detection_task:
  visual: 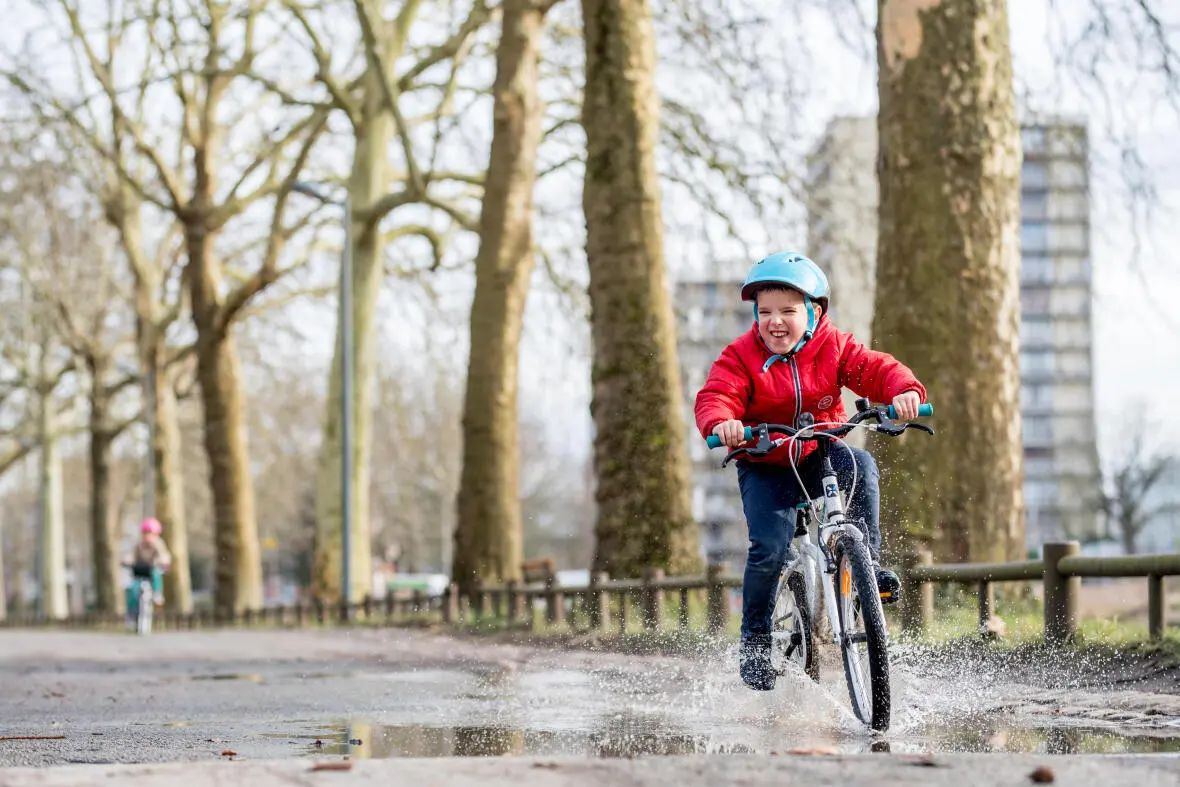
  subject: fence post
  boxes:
[1043,541,1079,644]
[678,588,690,630]
[900,549,933,635]
[589,572,610,632]
[545,569,564,627]
[642,568,664,631]
[506,580,520,626]
[706,563,729,635]
[978,580,995,637]
[1148,574,1166,642]
[443,583,460,625]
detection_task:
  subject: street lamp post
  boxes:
[292,182,354,616]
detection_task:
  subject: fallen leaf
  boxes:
[1029,766,1055,783]
[532,762,559,769]
[348,738,362,745]
[220,750,237,757]
[0,735,66,741]
[314,739,324,747]
[205,739,228,743]
[787,747,837,756]
[311,761,353,772]
[901,755,942,768]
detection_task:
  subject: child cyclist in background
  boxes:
[694,252,927,691]
[123,517,173,614]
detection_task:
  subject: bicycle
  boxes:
[706,398,934,731]
[125,563,158,635]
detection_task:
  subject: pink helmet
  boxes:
[140,517,163,535]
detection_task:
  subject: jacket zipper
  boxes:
[789,358,802,464]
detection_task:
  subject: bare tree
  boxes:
[873,0,1024,564]
[451,0,557,595]
[1103,418,1179,554]
[6,0,330,611]
[275,0,491,602]
[15,156,144,615]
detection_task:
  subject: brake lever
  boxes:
[721,424,781,467]
[721,448,752,468]
[903,422,935,436]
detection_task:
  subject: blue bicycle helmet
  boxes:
[741,252,830,362]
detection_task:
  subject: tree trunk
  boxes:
[451,0,547,595]
[581,0,700,577]
[86,354,118,614]
[127,196,193,613]
[0,511,8,621]
[39,386,68,619]
[156,367,193,611]
[1120,516,1138,555]
[186,229,263,612]
[873,0,1024,564]
[311,78,393,606]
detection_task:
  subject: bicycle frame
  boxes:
[785,438,869,648]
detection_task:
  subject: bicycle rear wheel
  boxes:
[770,571,819,682]
[834,538,890,730]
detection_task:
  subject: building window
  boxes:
[1022,191,1049,221]
[1024,456,1054,477]
[1021,255,1052,284]
[1024,416,1054,445]
[1021,350,1055,375]
[1051,223,1087,253]
[1021,221,1049,253]
[1021,382,1054,409]
[1020,318,1053,346]
[1022,127,1047,154]
[1025,478,1057,506]
[1022,161,1049,189]
[1022,288,1051,313]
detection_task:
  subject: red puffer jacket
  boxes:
[694,317,926,465]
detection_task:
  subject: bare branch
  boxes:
[354,0,426,192]
[397,0,492,91]
[213,108,331,339]
[281,0,362,123]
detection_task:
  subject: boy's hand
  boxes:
[892,391,922,421]
[712,419,748,448]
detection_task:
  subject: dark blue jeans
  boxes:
[737,446,881,637]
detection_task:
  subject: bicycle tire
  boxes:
[137,582,153,635]
[834,538,890,730]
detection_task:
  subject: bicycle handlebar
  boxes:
[705,401,934,449]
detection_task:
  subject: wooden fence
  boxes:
[2,542,1176,644]
[902,541,1180,643]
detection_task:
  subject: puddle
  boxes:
[258,718,1180,758]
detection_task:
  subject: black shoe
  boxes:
[874,565,901,605]
[739,633,775,691]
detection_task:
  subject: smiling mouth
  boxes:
[769,330,790,340]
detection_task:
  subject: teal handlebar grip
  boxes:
[706,426,754,448]
[886,402,934,419]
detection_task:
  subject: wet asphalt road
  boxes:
[2,628,1180,768]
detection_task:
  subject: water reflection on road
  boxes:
[254,649,1180,759]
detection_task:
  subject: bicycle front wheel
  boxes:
[137,583,153,635]
[834,538,890,730]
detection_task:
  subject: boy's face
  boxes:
[756,288,817,355]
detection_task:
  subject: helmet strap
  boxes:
[789,298,817,355]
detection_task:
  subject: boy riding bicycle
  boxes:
[694,252,927,691]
